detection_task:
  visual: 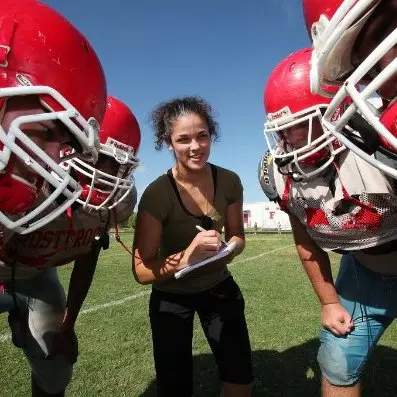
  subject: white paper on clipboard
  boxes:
[174,241,236,280]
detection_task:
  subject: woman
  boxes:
[133,96,253,397]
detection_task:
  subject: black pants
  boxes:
[149,277,253,397]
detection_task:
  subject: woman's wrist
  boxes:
[170,249,191,271]
[227,236,244,256]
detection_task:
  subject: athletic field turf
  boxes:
[1,233,396,396]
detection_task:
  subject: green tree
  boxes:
[117,216,129,229]
[128,212,137,229]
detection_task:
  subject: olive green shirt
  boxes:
[138,163,243,294]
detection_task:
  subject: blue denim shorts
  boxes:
[317,253,397,386]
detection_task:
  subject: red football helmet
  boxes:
[302,0,382,93]
[264,48,345,180]
[303,0,397,179]
[0,0,107,233]
[65,96,141,210]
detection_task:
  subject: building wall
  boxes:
[243,201,291,230]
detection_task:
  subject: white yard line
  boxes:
[80,290,150,314]
[0,291,151,343]
[0,244,294,343]
[230,244,294,267]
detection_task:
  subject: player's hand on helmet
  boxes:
[321,303,354,336]
[51,327,79,364]
[184,229,222,265]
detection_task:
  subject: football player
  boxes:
[260,48,397,397]
[0,0,107,237]
[0,0,109,395]
[1,95,141,397]
[302,0,397,179]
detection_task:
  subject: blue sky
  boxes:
[43,0,310,203]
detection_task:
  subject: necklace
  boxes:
[204,165,209,216]
[174,164,221,223]
[204,165,221,223]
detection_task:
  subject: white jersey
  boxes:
[0,190,135,282]
[273,151,397,264]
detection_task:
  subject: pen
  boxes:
[196,224,228,248]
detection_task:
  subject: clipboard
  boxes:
[174,241,236,280]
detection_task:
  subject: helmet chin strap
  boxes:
[344,112,397,161]
[113,210,132,256]
[346,112,381,153]
[0,98,48,215]
[80,161,129,208]
[0,99,6,123]
[275,156,304,181]
[276,153,336,183]
[0,171,41,213]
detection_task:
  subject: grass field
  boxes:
[1,233,397,396]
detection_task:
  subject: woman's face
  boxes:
[169,112,211,171]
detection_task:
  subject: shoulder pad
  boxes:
[258,151,279,201]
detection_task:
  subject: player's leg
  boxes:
[318,254,395,397]
[10,268,73,396]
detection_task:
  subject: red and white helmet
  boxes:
[0,0,107,233]
[303,0,397,179]
[65,96,141,210]
[302,0,387,93]
[264,48,345,180]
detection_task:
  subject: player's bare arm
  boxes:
[52,238,103,364]
[290,215,353,335]
[62,239,103,330]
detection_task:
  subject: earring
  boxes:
[168,145,173,151]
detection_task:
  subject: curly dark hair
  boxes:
[149,96,220,151]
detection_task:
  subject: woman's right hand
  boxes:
[184,230,222,265]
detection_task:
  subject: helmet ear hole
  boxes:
[113,148,129,164]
